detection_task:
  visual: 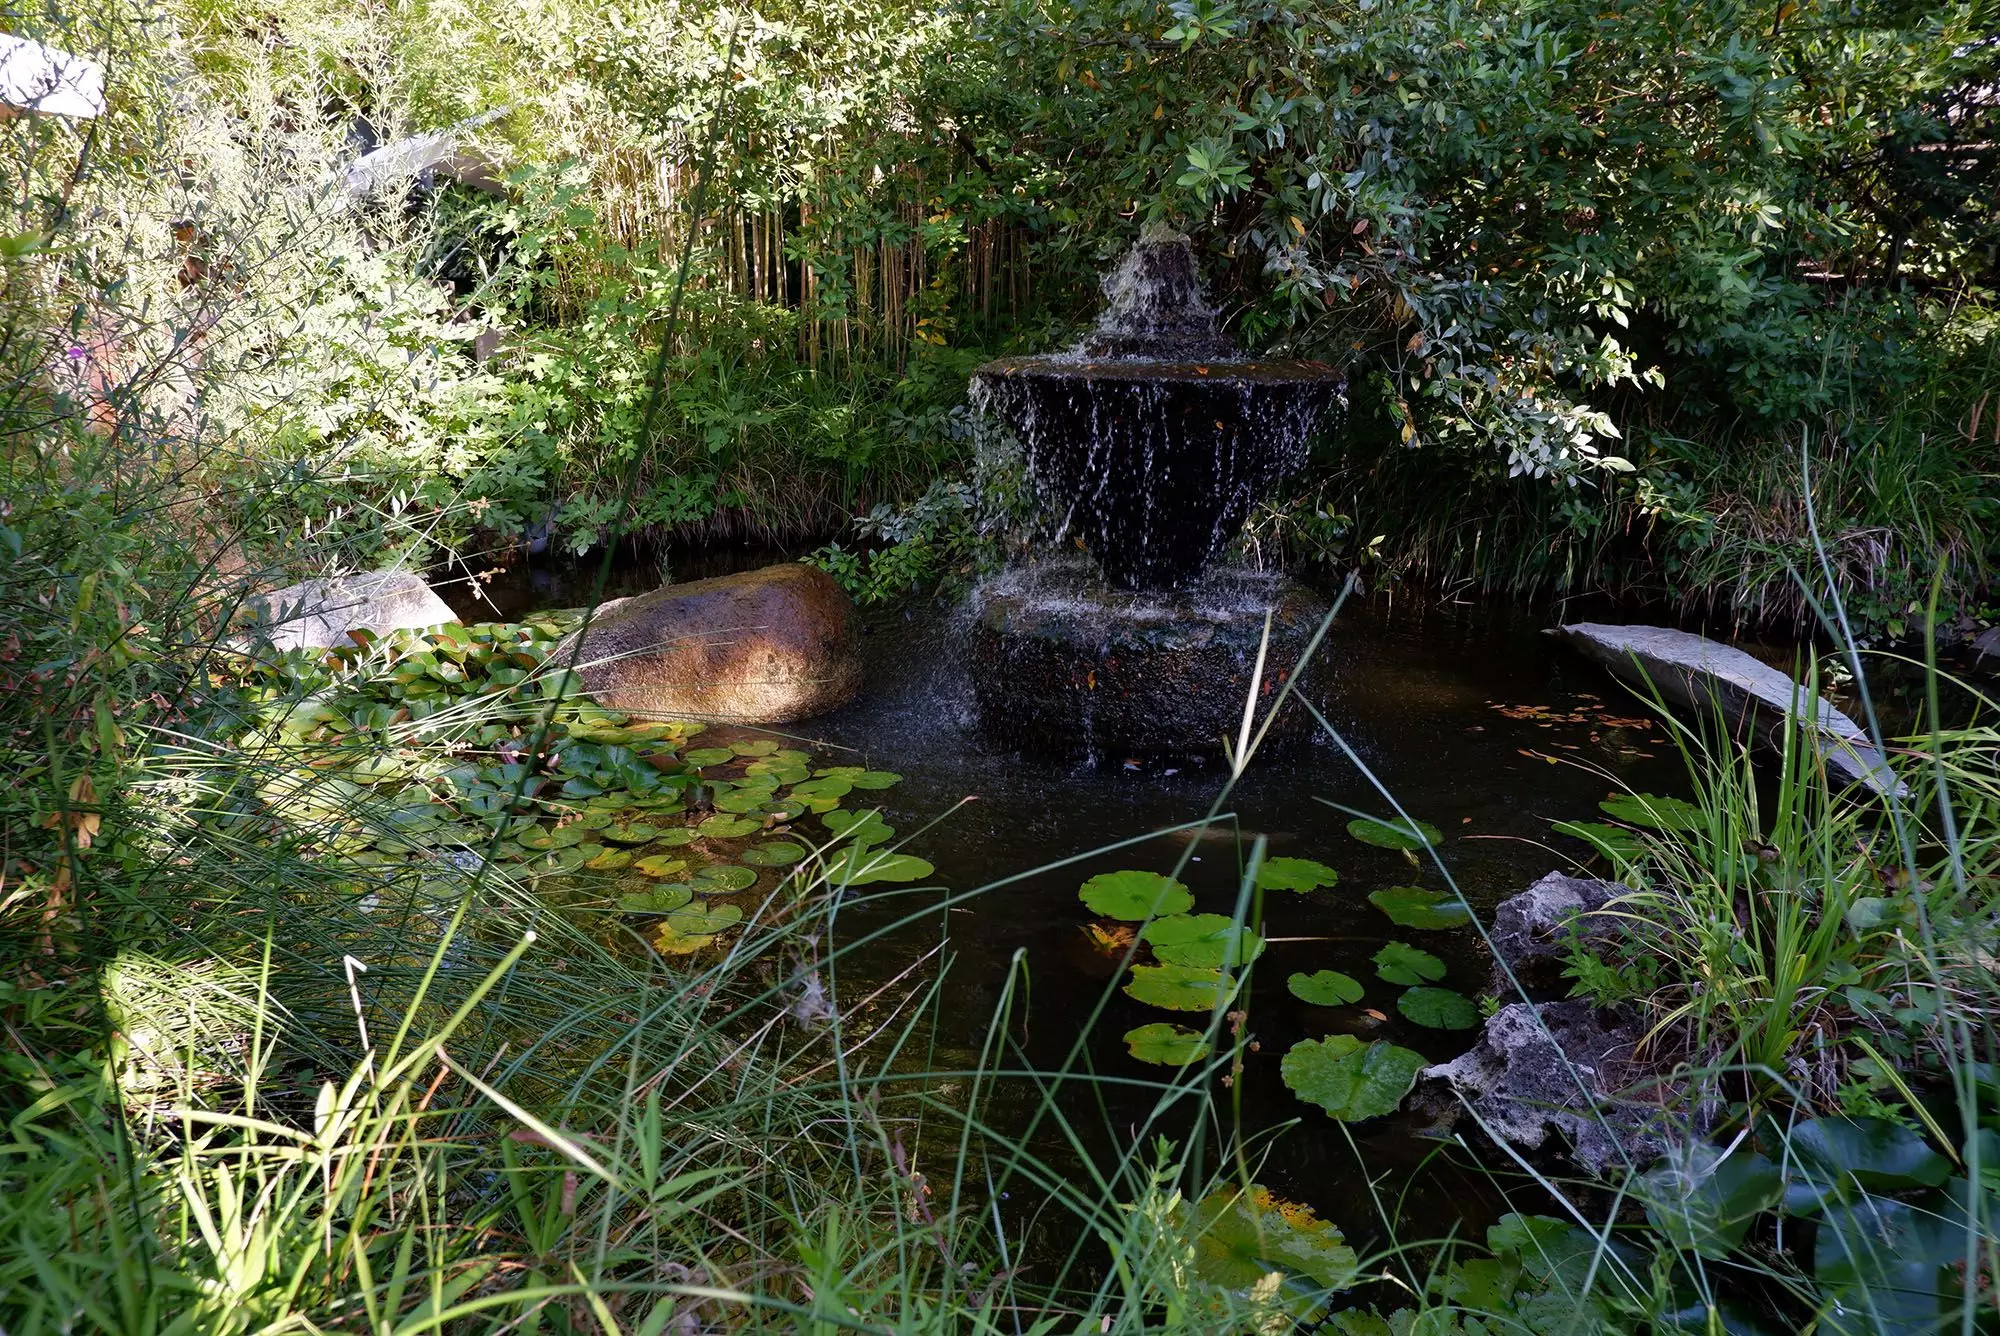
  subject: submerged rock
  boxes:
[1417,1000,1714,1176]
[1489,871,1622,993]
[1554,622,1903,797]
[967,556,1329,758]
[244,570,458,652]
[569,563,861,724]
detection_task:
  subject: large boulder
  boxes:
[1488,871,1622,993]
[1554,622,1903,797]
[243,570,458,652]
[568,563,861,724]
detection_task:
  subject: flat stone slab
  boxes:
[1554,622,1903,796]
[244,571,459,652]
[0,34,105,118]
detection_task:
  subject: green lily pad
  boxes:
[585,848,634,871]
[1140,914,1266,969]
[1373,941,1446,985]
[1395,986,1480,1029]
[790,777,853,799]
[692,864,757,894]
[847,771,902,790]
[1287,970,1365,1006]
[619,885,694,914]
[1346,817,1442,851]
[599,821,666,845]
[829,848,935,885]
[1599,792,1706,832]
[1367,885,1472,931]
[823,809,892,845]
[742,842,807,866]
[714,787,777,813]
[1123,964,1238,1012]
[1190,1186,1360,1293]
[1079,871,1194,921]
[1255,857,1339,893]
[697,815,762,839]
[731,740,779,756]
[649,828,698,847]
[745,762,810,784]
[667,902,743,936]
[1123,1023,1213,1066]
[1552,820,1648,861]
[634,854,691,879]
[683,747,735,768]
[1280,1035,1426,1121]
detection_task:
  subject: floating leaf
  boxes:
[683,747,735,768]
[790,777,853,799]
[1373,941,1446,985]
[1190,1185,1360,1293]
[1552,820,1647,861]
[847,771,902,790]
[823,809,893,845]
[599,821,665,845]
[1287,970,1364,1006]
[649,828,699,847]
[1079,871,1193,921]
[1123,1023,1212,1066]
[1599,792,1706,832]
[585,848,634,871]
[1280,1035,1425,1121]
[742,842,807,867]
[652,923,714,955]
[634,855,691,879]
[619,884,693,914]
[1367,886,1472,931]
[692,864,756,894]
[697,815,761,839]
[1395,986,1479,1029]
[829,848,935,885]
[714,787,777,813]
[1346,817,1442,851]
[731,739,779,756]
[667,902,743,936]
[1124,964,1238,1011]
[1141,914,1265,969]
[1255,857,1339,892]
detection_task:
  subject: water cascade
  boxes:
[968,227,1346,757]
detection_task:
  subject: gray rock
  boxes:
[1418,1001,1714,1176]
[1489,871,1621,991]
[1554,622,1903,797]
[0,34,105,119]
[342,107,511,199]
[244,571,458,652]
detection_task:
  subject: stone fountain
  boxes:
[967,227,1345,758]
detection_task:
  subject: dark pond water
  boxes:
[437,551,1730,1262]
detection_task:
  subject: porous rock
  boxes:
[1416,1001,1713,1176]
[1489,871,1622,992]
[1554,622,1903,797]
[244,570,458,652]
[568,563,861,724]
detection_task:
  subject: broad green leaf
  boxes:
[1280,1035,1425,1121]
[634,855,691,879]
[1123,1022,1212,1065]
[730,739,779,756]
[742,842,807,866]
[1123,963,1238,1011]
[1367,885,1472,930]
[667,902,743,936]
[1640,1144,1781,1260]
[1373,941,1446,985]
[1599,792,1707,832]
[823,809,893,845]
[599,821,666,844]
[790,777,853,799]
[1255,857,1339,892]
[585,848,634,871]
[1553,820,1648,861]
[619,884,693,914]
[1140,914,1265,968]
[847,771,902,790]
[714,787,776,813]
[692,864,756,893]
[829,848,935,885]
[1395,986,1479,1030]
[683,747,735,768]
[1287,970,1364,1006]
[1079,871,1193,921]
[1346,817,1442,851]
[696,815,761,839]
[1190,1185,1360,1292]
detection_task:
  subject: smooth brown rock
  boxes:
[570,563,862,724]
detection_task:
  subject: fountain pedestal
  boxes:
[968,557,1329,759]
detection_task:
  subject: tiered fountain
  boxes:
[967,226,1346,757]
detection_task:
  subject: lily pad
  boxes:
[1599,792,1707,832]
[1255,856,1339,893]
[682,747,736,768]
[1346,817,1442,851]
[829,848,935,885]
[823,809,893,845]
[790,777,853,800]
[1190,1185,1360,1293]
[1280,1035,1426,1121]
[742,841,807,867]
[599,821,666,845]
[634,854,691,879]
[652,923,714,955]
[1367,885,1472,931]
[1123,1023,1213,1066]
[1079,871,1194,921]
[1124,964,1238,1012]
[585,848,634,871]
[692,864,757,894]
[697,815,762,839]
[1287,970,1365,1006]
[714,787,777,813]
[1140,914,1266,969]
[730,740,779,756]
[667,902,743,936]
[649,827,699,847]
[1395,986,1480,1030]
[1552,820,1647,861]
[847,771,902,790]
[1373,941,1446,985]
[618,884,693,914]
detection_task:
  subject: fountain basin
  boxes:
[974,356,1343,591]
[967,556,1330,758]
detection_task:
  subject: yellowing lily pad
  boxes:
[634,854,691,879]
